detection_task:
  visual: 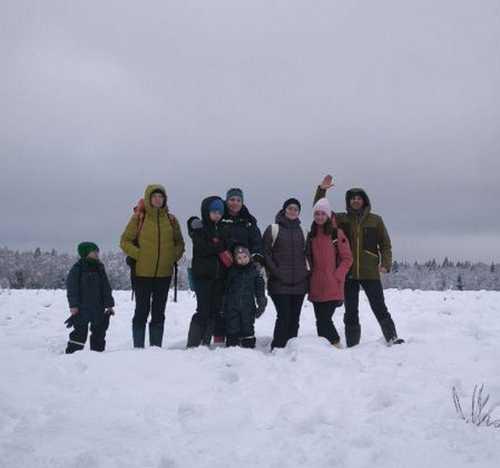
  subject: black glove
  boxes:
[256,297,268,318]
[252,254,266,267]
[190,218,203,230]
[64,316,75,329]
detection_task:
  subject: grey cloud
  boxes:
[1,0,499,261]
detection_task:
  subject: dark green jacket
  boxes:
[314,186,392,280]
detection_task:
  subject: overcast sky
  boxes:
[1,0,499,262]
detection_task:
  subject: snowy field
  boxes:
[1,289,499,468]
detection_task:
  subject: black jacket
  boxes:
[221,205,263,258]
[66,259,114,321]
[189,196,229,280]
[224,263,266,319]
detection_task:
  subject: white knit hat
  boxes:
[313,198,332,218]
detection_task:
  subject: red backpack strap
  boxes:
[133,199,146,239]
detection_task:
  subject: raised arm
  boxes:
[314,174,335,205]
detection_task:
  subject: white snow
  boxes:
[1,289,499,468]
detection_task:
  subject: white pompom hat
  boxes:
[313,198,332,218]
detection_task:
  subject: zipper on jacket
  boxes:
[154,210,161,277]
[215,224,221,279]
[356,222,360,278]
[291,228,295,286]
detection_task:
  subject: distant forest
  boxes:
[0,247,498,291]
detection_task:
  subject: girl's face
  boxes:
[151,193,165,208]
[227,196,242,215]
[236,252,250,266]
[285,204,300,221]
[313,210,329,226]
[209,211,222,223]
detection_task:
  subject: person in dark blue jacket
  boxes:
[224,246,267,348]
[186,197,231,348]
[65,242,115,354]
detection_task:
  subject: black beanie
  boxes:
[283,198,301,212]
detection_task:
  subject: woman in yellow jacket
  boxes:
[120,184,185,348]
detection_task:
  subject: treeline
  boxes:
[0,248,498,291]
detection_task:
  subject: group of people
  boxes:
[64,176,404,354]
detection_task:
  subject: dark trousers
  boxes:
[66,313,110,354]
[312,301,341,345]
[344,279,398,347]
[270,294,305,349]
[224,295,256,348]
[187,278,225,347]
[133,276,171,347]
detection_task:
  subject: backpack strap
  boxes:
[271,224,280,247]
[331,228,340,268]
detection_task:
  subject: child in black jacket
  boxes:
[186,196,231,347]
[65,242,115,354]
[224,246,267,348]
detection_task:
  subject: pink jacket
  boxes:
[307,228,353,303]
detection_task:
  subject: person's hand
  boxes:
[320,174,335,190]
[256,297,268,318]
[105,308,115,316]
[379,266,388,274]
[256,303,266,318]
[70,307,79,316]
[190,218,203,230]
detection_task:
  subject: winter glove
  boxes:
[64,315,75,329]
[252,254,266,267]
[190,218,203,230]
[218,250,233,268]
[255,297,268,318]
[105,308,115,316]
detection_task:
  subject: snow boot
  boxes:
[187,317,205,348]
[65,340,85,354]
[226,335,240,347]
[149,323,164,347]
[345,325,361,348]
[387,337,405,346]
[379,317,398,343]
[240,336,256,349]
[133,325,146,348]
[213,335,226,346]
[201,318,214,347]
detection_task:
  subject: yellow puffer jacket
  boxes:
[120,184,185,278]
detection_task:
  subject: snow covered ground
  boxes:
[1,289,499,468]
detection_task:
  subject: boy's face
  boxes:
[236,252,250,266]
[349,195,364,211]
[87,250,99,260]
[209,211,222,223]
